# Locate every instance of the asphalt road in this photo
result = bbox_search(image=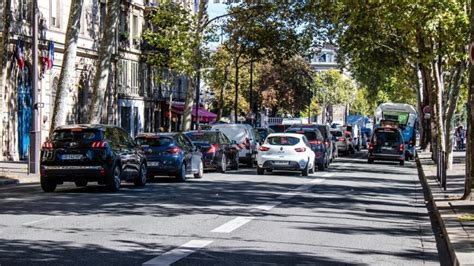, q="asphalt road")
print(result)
[0,151,444,265]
